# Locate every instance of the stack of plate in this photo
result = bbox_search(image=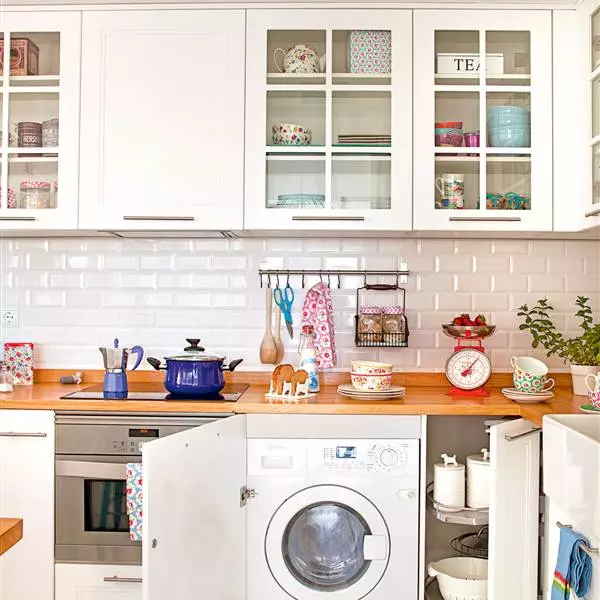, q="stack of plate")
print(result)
[337,383,405,400]
[501,387,554,403]
[337,134,391,146]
